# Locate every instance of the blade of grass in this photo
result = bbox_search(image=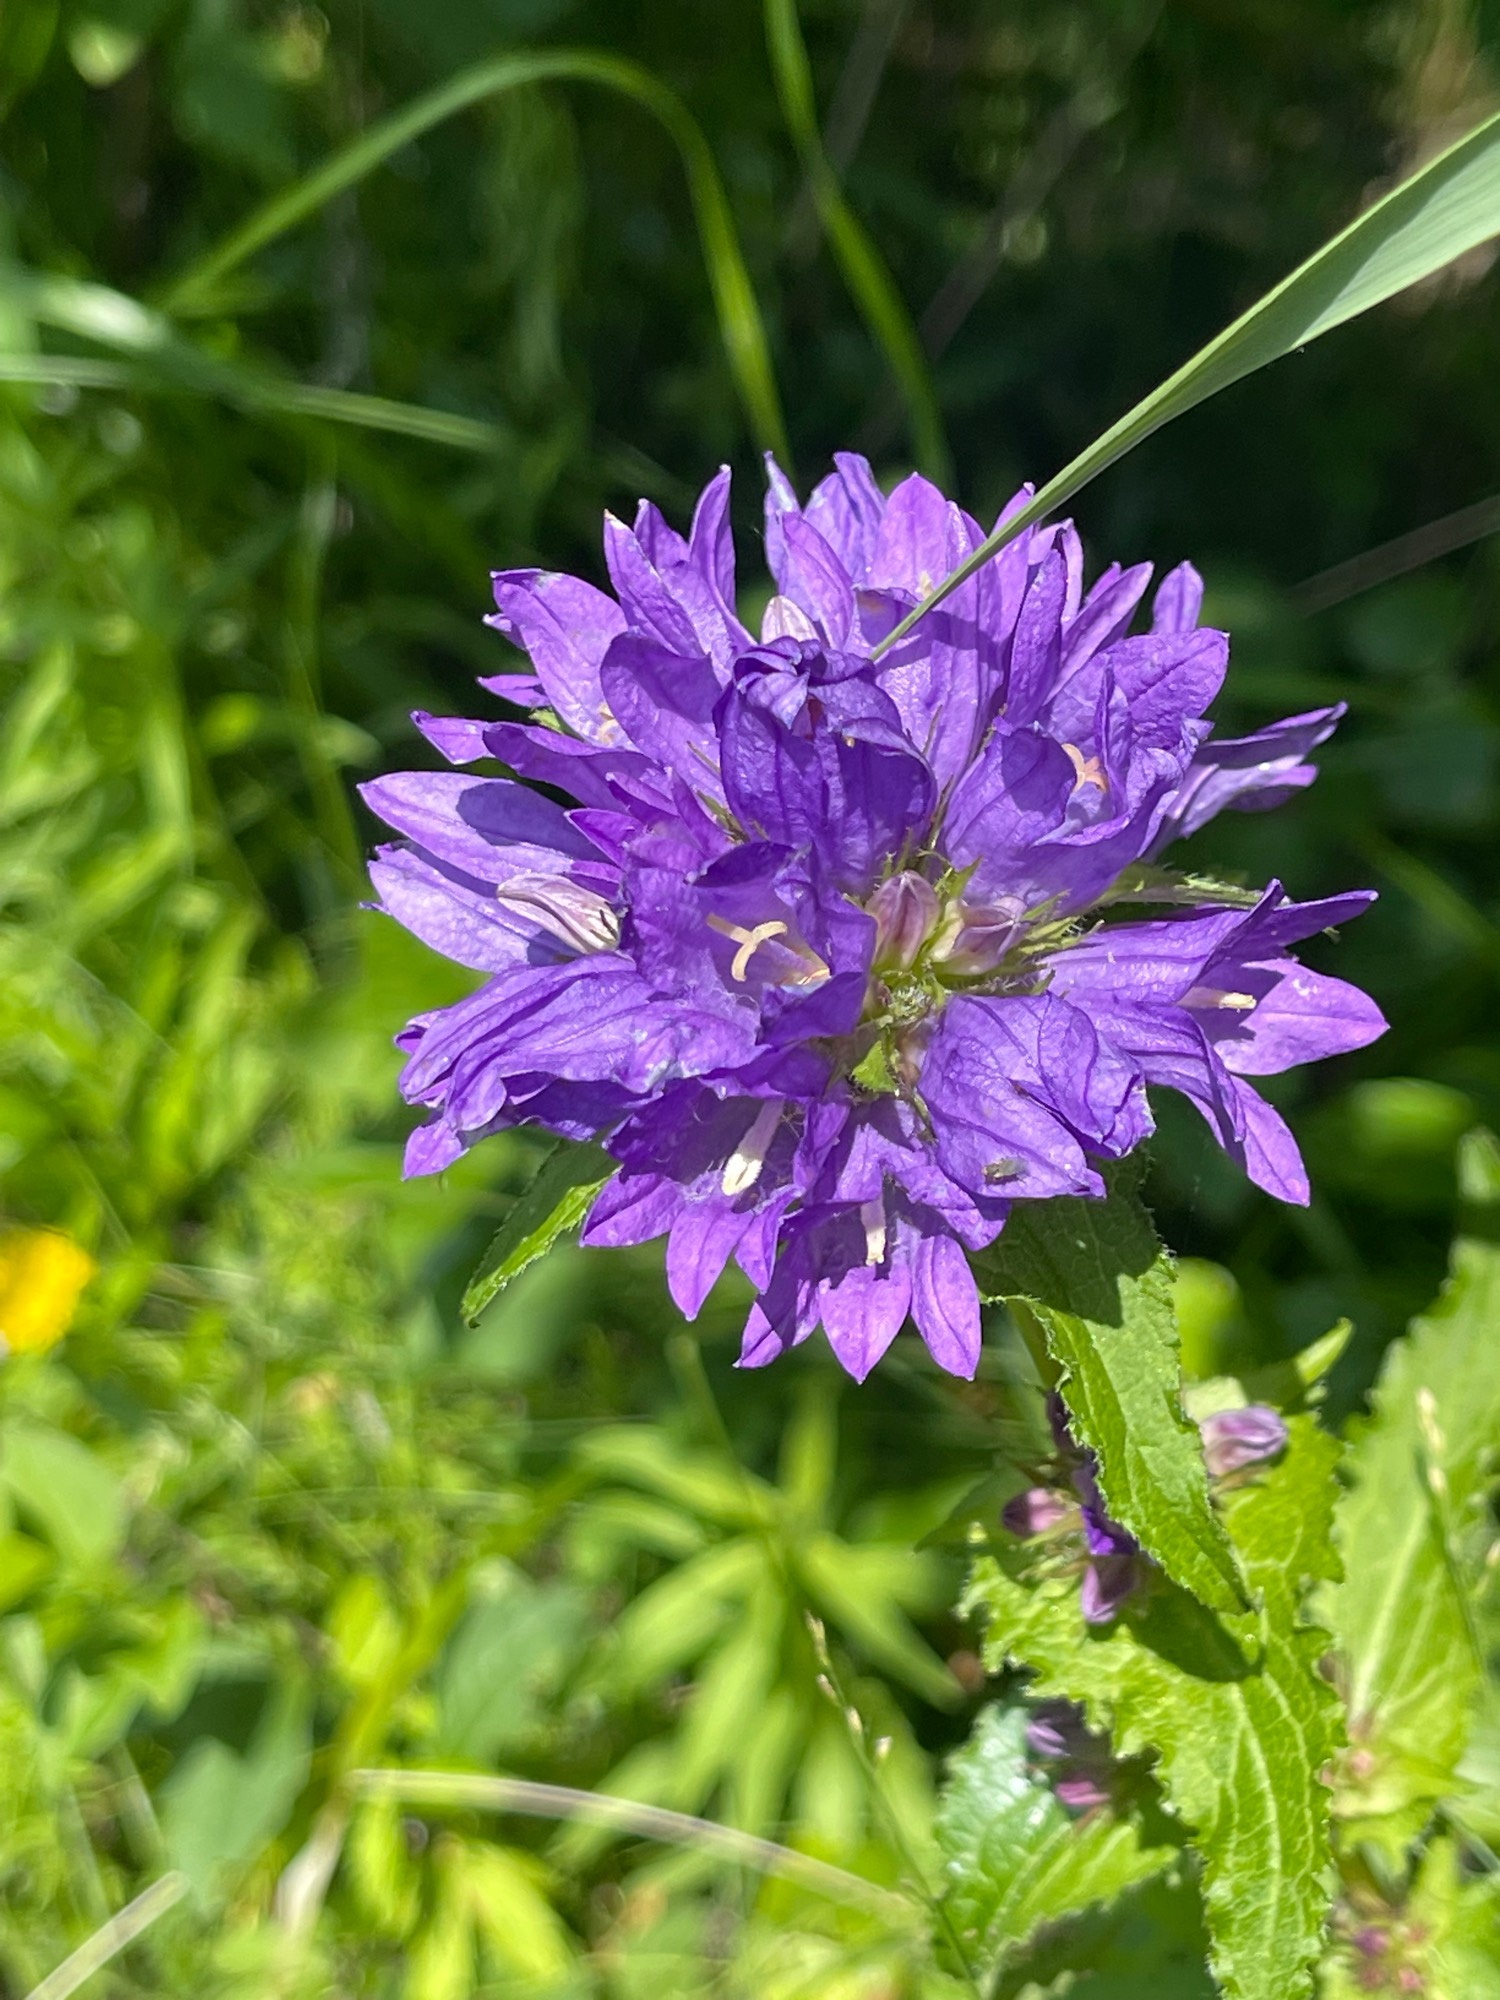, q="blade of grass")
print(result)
[1291,491,1500,613]
[23,1875,188,2000]
[873,105,1500,657]
[156,50,788,464]
[0,265,512,453]
[348,1769,913,1918]
[764,0,948,483]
